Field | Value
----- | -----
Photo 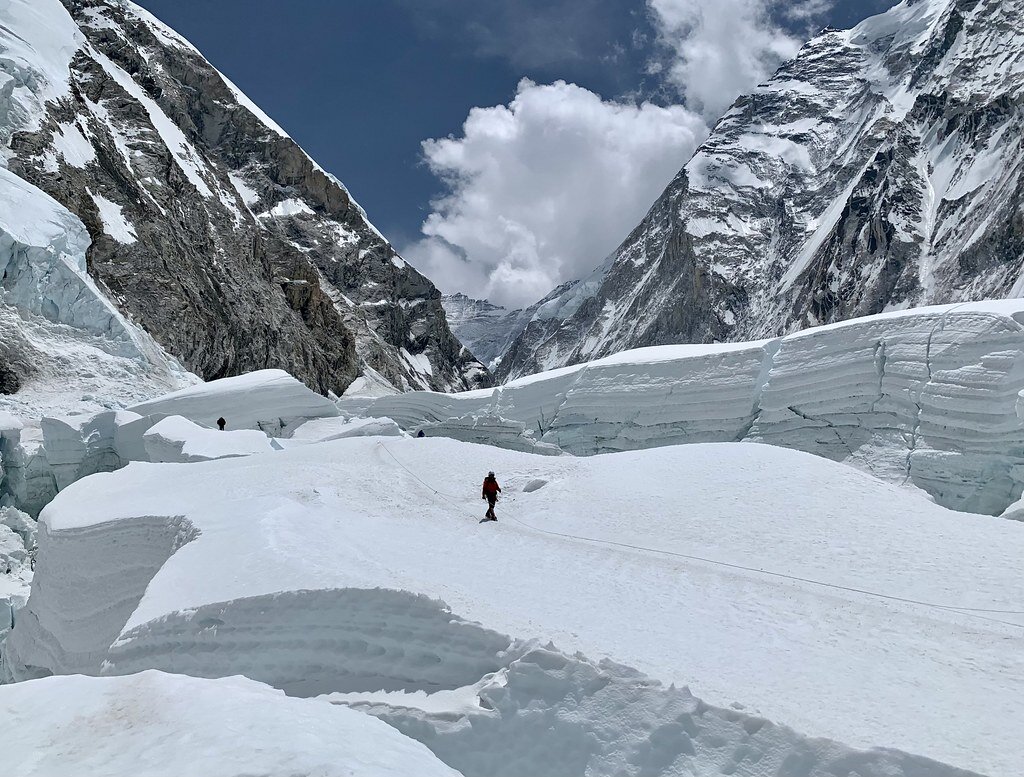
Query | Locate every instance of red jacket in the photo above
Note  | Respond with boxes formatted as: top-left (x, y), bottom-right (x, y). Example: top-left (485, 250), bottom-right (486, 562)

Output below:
top-left (482, 478), bottom-right (501, 498)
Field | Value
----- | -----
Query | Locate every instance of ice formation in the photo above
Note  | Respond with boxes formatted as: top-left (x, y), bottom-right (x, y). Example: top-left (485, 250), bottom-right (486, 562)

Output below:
top-left (4, 437), bottom-right (1021, 775)
top-left (349, 301), bottom-right (1024, 515)
top-left (1, 670), bottom-right (459, 777)
top-left (0, 506), bottom-right (36, 642)
top-left (0, 168), bottom-right (196, 420)
top-left (0, 370), bottom-right (350, 518)
top-left (143, 416), bottom-right (277, 463)
top-left (129, 369), bottom-right (340, 436)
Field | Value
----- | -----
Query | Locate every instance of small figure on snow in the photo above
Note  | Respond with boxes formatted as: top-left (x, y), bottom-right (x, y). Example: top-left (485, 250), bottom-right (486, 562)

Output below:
top-left (216, 417), bottom-right (226, 431)
top-left (481, 471), bottom-right (501, 522)
top-left (417, 429), bottom-right (425, 438)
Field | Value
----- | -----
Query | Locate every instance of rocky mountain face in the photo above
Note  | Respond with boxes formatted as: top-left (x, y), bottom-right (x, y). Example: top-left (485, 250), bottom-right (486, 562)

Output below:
top-left (1, 0), bottom-right (488, 401)
top-left (497, 0), bottom-right (1024, 381)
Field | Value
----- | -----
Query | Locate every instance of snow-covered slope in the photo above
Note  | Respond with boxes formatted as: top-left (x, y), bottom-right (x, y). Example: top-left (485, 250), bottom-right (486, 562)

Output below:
top-left (4, 437), bottom-right (1020, 775)
top-left (498, 0), bottom-right (1024, 380)
top-left (0, 0), bottom-right (487, 398)
top-left (352, 300), bottom-right (1024, 516)
top-left (1, 670), bottom-right (459, 777)
top-left (441, 293), bottom-right (527, 368)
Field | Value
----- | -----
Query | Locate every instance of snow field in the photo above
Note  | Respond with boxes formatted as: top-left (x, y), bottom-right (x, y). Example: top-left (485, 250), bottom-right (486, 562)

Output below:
top-left (1, 670), bottom-right (459, 777)
top-left (351, 301), bottom-right (1024, 515)
top-left (4, 436), bottom-right (1022, 775)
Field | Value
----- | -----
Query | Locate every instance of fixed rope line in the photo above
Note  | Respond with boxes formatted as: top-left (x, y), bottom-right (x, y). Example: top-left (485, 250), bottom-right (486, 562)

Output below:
top-left (376, 443), bottom-right (1024, 625)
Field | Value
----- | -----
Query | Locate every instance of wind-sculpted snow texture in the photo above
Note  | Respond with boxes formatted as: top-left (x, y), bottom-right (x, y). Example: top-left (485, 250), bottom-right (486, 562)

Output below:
top-left (346, 650), bottom-right (982, 777)
top-left (355, 302), bottom-right (1024, 515)
top-left (498, 0), bottom-right (1024, 381)
top-left (0, 0), bottom-right (487, 396)
top-left (1, 671), bottom-right (461, 777)
top-left (3, 438), bottom-right (1022, 775)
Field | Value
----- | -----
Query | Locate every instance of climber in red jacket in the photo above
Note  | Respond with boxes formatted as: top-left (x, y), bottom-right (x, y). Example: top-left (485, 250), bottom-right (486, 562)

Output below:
top-left (481, 471), bottom-right (501, 522)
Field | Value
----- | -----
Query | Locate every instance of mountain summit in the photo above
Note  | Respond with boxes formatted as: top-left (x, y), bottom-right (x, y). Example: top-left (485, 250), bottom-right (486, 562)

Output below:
top-left (496, 0), bottom-right (1024, 380)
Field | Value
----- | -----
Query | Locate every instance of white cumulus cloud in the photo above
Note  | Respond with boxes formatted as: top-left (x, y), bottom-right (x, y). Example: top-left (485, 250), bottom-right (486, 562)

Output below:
top-left (647, 0), bottom-right (807, 119)
top-left (403, 79), bottom-right (706, 309)
top-left (403, 0), bottom-right (829, 310)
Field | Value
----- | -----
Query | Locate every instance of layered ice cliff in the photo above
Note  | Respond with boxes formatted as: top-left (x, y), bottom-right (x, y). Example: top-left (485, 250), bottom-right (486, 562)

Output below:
top-left (350, 301), bottom-right (1024, 516)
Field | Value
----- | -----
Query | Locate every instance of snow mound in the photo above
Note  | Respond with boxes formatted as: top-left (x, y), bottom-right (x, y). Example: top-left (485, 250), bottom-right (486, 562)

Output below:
top-left (129, 369), bottom-right (340, 436)
top-left (144, 416), bottom-right (275, 463)
top-left (340, 647), bottom-right (982, 777)
top-left (4, 437), bottom-right (1022, 774)
top-left (351, 301), bottom-right (1024, 514)
top-left (287, 415), bottom-right (404, 444)
top-left (0, 670), bottom-right (459, 777)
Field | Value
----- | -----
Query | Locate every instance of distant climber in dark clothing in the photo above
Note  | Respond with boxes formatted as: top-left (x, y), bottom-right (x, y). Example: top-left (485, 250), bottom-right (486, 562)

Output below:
top-left (417, 430), bottom-right (425, 438)
top-left (217, 417), bottom-right (226, 431)
top-left (481, 471), bottom-right (501, 521)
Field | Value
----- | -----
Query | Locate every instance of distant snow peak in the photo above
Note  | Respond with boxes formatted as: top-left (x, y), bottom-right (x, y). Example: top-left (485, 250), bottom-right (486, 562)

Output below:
top-left (498, 0), bottom-right (1024, 380)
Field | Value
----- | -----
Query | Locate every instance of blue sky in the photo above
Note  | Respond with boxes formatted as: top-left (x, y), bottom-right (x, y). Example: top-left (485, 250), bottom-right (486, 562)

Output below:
top-left (135, 0), bottom-right (900, 307)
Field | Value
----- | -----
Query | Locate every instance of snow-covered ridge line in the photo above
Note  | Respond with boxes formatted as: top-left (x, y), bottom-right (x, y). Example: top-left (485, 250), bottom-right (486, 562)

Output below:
top-left (351, 301), bottom-right (1024, 515)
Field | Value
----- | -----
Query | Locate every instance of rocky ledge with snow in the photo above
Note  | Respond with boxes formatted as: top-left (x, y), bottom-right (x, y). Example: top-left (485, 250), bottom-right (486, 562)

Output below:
top-left (497, 0), bottom-right (1024, 380)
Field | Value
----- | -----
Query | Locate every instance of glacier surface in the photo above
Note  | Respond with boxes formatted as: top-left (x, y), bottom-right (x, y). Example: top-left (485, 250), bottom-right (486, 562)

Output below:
top-left (3, 436), bottom-right (1021, 775)
top-left (350, 301), bottom-right (1024, 515)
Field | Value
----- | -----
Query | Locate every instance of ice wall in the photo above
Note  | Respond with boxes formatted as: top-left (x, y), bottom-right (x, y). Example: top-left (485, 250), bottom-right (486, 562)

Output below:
top-left (130, 369), bottom-right (340, 436)
top-left (349, 302), bottom-right (1024, 515)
